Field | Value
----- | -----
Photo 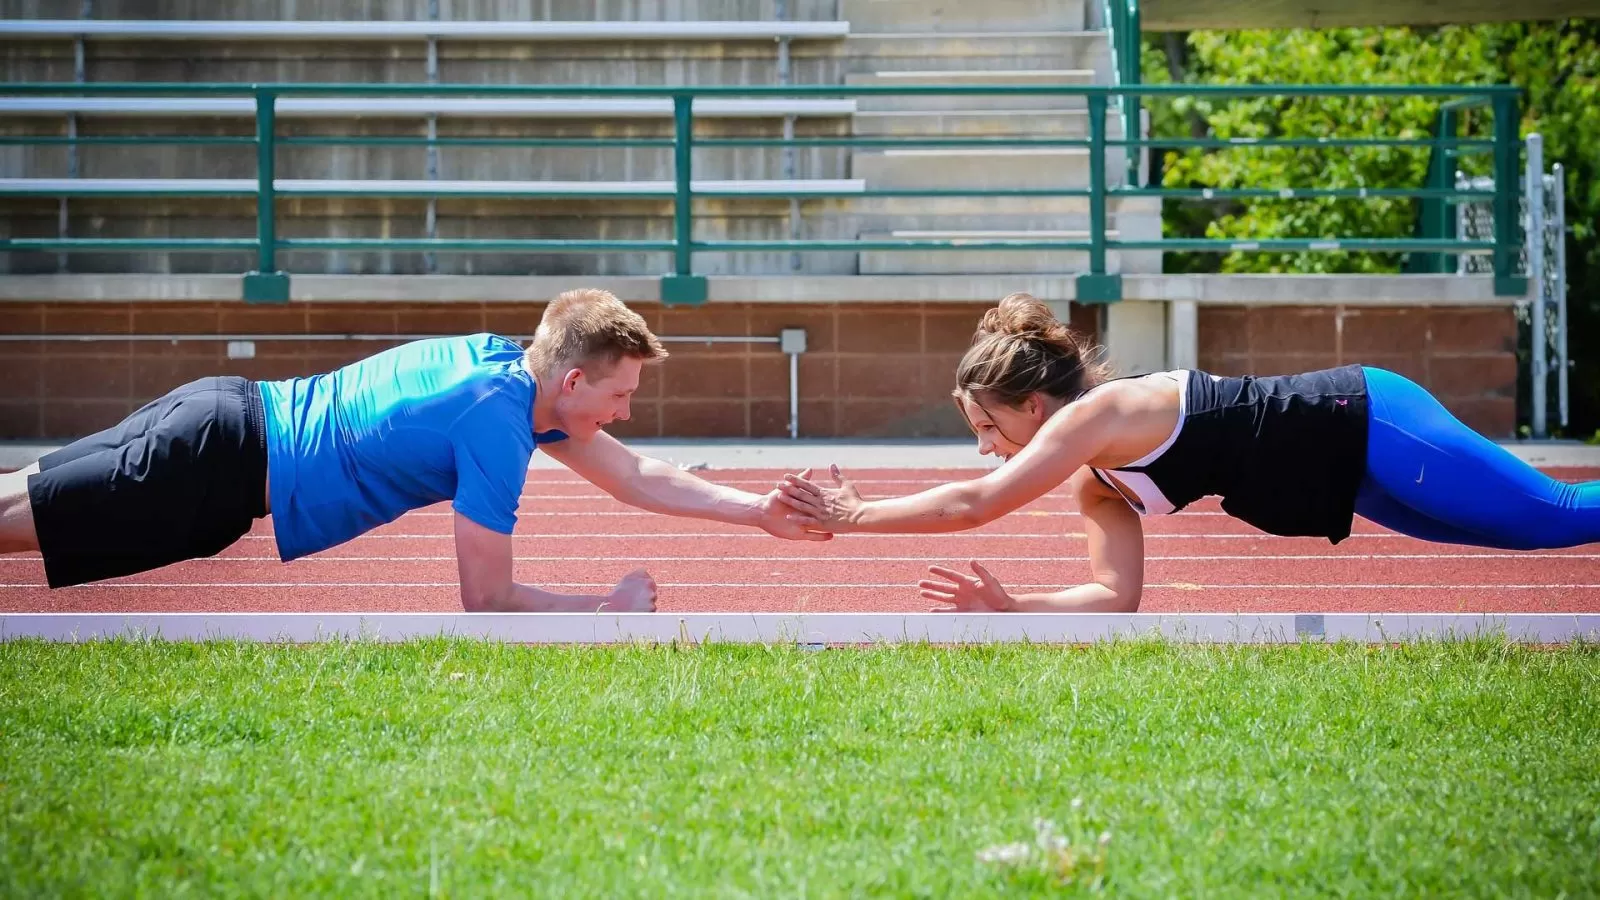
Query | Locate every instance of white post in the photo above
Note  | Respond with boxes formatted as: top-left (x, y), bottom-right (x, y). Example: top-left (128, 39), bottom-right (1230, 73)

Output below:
top-left (1526, 134), bottom-right (1547, 438)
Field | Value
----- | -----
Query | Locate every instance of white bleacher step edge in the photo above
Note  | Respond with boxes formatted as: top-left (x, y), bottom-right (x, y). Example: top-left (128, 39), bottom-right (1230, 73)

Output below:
top-left (0, 20), bottom-right (851, 40)
top-left (0, 177), bottom-right (868, 196)
top-left (0, 98), bottom-right (859, 118)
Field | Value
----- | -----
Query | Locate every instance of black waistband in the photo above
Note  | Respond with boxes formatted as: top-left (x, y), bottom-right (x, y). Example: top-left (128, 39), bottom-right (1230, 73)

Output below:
top-left (241, 380), bottom-right (268, 519)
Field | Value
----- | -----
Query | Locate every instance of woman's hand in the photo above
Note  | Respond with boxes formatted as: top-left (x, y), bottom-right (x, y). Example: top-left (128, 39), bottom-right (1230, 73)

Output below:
top-left (775, 464), bottom-right (865, 530)
top-left (920, 561), bottom-right (1016, 612)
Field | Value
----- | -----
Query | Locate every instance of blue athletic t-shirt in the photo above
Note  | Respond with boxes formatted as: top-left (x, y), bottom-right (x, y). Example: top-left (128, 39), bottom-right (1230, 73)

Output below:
top-left (258, 333), bottom-right (568, 561)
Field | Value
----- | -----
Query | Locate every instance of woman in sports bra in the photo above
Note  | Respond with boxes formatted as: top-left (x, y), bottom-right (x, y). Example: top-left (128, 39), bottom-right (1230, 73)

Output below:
top-left (778, 292), bottom-right (1600, 612)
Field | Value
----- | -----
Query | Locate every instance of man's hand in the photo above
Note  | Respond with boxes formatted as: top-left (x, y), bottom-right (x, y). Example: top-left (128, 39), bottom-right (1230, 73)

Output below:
top-left (757, 468), bottom-right (834, 542)
top-left (601, 569), bottom-right (658, 612)
top-left (777, 464), bottom-right (864, 530)
top-left (920, 561), bottom-right (1016, 612)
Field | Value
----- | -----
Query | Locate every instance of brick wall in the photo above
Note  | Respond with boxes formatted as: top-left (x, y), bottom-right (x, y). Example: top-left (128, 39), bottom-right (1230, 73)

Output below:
top-left (1, 300), bottom-right (1514, 440)
top-left (0, 300), bottom-right (1101, 440)
top-left (1197, 305), bottom-right (1518, 436)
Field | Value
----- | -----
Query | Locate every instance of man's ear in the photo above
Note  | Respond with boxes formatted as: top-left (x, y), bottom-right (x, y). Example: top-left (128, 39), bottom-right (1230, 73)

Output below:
top-left (561, 367), bottom-right (584, 392)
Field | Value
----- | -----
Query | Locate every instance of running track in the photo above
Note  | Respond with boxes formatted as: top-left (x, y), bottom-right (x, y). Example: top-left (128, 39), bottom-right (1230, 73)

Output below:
top-left (4, 468), bottom-right (1598, 614)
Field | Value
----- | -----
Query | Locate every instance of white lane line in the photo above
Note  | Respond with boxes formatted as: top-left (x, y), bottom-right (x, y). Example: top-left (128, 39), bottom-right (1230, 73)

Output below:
top-left (6, 553), bottom-right (1594, 563)
top-left (5, 582), bottom-right (1598, 590)
top-left (223, 532), bottom-right (1504, 541)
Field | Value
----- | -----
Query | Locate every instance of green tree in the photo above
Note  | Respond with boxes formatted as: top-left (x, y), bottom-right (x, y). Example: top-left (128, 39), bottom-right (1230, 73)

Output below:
top-left (1142, 21), bottom-right (1600, 434)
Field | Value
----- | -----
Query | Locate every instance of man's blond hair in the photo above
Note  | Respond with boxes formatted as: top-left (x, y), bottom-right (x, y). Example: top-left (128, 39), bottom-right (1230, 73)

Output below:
top-left (525, 289), bottom-right (669, 376)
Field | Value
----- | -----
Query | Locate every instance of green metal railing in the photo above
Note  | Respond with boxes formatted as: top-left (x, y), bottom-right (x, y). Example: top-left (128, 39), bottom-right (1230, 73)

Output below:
top-left (0, 81), bottom-right (1523, 304)
top-left (1409, 95), bottom-right (1495, 276)
top-left (1103, 0), bottom-right (1142, 188)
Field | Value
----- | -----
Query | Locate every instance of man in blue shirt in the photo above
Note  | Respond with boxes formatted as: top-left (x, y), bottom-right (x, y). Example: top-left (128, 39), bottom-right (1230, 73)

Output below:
top-left (0, 289), bottom-right (830, 611)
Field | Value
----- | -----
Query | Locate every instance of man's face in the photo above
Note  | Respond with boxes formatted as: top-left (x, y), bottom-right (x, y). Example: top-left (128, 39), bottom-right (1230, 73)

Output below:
top-left (554, 355), bottom-right (643, 439)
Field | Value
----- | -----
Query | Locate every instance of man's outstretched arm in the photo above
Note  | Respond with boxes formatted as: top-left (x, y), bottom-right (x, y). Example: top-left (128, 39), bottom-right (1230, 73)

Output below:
top-left (541, 431), bottom-right (831, 541)
top-left (452, 511), bottom-right (656, 612)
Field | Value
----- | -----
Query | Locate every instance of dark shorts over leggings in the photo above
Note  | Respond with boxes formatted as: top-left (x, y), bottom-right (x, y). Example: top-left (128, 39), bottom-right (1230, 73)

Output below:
top-left (27, 376), bottom-right (268, 588)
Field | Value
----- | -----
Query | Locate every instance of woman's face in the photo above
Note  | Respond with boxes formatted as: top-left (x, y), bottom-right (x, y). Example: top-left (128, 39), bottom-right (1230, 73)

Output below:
top-left (957, 392), bottom-right (1047, 462)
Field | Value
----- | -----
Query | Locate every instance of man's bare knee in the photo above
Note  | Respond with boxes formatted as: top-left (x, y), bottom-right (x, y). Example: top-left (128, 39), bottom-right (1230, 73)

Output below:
top-left (0, 464), bottom-right (41, 554)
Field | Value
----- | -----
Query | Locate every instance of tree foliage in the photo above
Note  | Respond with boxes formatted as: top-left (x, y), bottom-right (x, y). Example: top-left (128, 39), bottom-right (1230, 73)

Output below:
top-left (1141, 21), bottom-right (1600, 432)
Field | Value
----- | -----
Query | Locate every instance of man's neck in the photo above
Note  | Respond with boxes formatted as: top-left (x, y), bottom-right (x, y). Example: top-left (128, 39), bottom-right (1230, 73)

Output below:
top-left (530, 371), bottom-right (560, 434)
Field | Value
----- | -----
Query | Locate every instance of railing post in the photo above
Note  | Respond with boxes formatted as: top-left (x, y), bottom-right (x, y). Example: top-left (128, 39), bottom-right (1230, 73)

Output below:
top-left (1077, 92), bottom-right (1121, 303)
top-left (1491, 92), bottom-right (1525, 297)
top-left (1526, 132), bottom-right (1547, 438)
top-left (661, 92), bottom-right (707, 305)
top-left (1123, 0), bottom-right (1141, 188)
top-left (242, 88), bottom-right (289, 303)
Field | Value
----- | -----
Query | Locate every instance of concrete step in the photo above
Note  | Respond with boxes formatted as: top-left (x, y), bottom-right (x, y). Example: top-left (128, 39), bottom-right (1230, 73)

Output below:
top-left (852, 147), bottom-right (1128, 189)
top-left (858, 229), bottom-right (1161, 274)
top-left (848, 194), bottom-right (1160, 217)
top-left (841, 31), bottom-right (1110, 74)
top-left (842, 0), bottom-right (1089, 33)
top-left (844, 69), bottom-right (1099, 111)
top-left (852, 108), bottom-right (1124, 139)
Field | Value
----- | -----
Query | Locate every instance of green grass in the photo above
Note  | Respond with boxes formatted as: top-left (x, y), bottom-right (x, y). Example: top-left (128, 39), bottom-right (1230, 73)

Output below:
top-left (1, 639), bottom-right (1597, 897)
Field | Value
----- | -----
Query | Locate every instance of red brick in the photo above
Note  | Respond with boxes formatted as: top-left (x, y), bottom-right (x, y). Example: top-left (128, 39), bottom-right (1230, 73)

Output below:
top-left (219, 304), bottom-right (309, 334)
top-left (132, 303), bottom-right (221, 335)
top-left (1250, 353), bottom-right (1341, 378)
top-left (0, 353), bottom-right (43, 397)
top-left (836, 400), bottom-right (906, 436)
top-left (633, 361), bottom-right (664, 400)
top-left (1339, 308), bottom-right (1429, 357)
top-left (1441, 396), bottom-right (1516, 438)
top-left (0, 304), bottom-right (45, 335)
top-left (43, 304), bottom-right (130, 335)
top-left (919, 354), bottom-right (965, 402)
top-left (924, 311), bottom-right (983, 354)
top-left (660, 306), bottom-right (748, 339)
top-left (749, 354), bottom-right (791, 400)
top-left (1357, 355), bottom-right (1429, 389)
top-left (42, 400), bottom-right (135, 438)
top-left (748, 306), bottom-right (837, 353)
top-left (0, 402), bottom-right (42, 440)
top-left (307, 304), bottom-right (402, 335)
top-left (223, 356), bottom-right (317, 382)
top-left (396, 304), bottom-right (485, 336)
top-left (1429, 308), bottom-right (1515, 354)
top-left (131, 348), bottom-right (228, 397)
top-left (836, 310), bottom-right (921, 353)
top-left (1200, 353), bottom-right (1251, 377)
top-left (839, 355), bottom-right (924, 401)
top-left (1430, 354), bottom-right (1517, 398)
top-left (482, 303), bottom-right (547, 338)
top-left (606, 401), bottom-right (661, 440)
top-left (660, 400), bottom-right (746, 437)
top-left (750, 400), bottom-right (795, 438)
top-left (1246, 307), bottom-right (1336, 355)
top-left (41, 353), bottom-right (130, 400)
top-left (793, 355), bottom-right (837, 400)
top-left (663, 356), bottom-right (748, 399)
top-left (1068, 302), bottom-right (1102, 343)
top-left (1198, 308), bottom-right (1248, 358)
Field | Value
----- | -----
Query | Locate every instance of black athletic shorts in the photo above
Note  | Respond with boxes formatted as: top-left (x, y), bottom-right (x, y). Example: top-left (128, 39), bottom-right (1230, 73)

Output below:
top-left (28, 376), bottom-right (269, 589)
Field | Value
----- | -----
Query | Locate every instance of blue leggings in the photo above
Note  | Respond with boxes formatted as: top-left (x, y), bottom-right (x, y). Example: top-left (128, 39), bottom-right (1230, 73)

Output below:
top-left (1355, 367), bottom-right (1600, 550)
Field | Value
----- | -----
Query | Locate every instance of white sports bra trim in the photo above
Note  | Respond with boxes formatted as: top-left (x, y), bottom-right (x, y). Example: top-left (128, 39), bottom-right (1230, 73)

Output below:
top-left (1089, 369), bottom-right (1190, 517)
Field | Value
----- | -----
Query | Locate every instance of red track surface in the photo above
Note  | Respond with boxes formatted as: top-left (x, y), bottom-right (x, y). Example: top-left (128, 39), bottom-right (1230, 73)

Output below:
top-left (4, 468), bottom-right (1598, 614)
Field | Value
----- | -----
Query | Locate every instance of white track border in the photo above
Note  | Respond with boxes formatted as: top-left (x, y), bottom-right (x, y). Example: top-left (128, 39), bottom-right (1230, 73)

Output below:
top-left (2, 613), bottom-right (1598, 644)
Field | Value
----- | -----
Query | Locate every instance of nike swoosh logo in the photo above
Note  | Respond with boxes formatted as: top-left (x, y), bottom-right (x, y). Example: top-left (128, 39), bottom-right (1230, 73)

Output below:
top-left (1415, 465), bottom-right (1425, 484)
